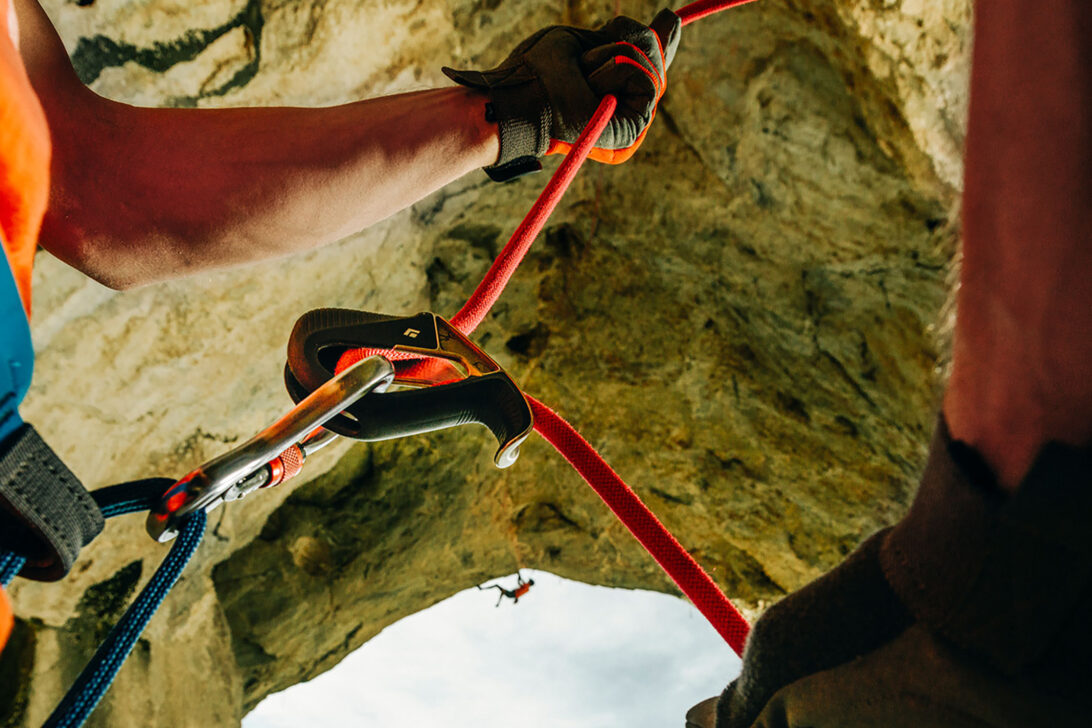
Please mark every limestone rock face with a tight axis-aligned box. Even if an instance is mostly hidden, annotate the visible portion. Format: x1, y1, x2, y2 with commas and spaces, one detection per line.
2, 0, 969, 726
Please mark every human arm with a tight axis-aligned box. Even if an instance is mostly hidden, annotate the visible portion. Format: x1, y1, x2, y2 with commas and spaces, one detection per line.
13, 0, 678, 291
942, 1, 1092, 492
12, 0, 499, 290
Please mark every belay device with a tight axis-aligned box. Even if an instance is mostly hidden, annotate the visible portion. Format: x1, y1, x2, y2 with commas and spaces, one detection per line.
284, 308, 534, 468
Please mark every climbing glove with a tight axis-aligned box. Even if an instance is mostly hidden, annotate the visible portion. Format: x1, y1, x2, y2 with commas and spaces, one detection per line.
443, 9, 682, 181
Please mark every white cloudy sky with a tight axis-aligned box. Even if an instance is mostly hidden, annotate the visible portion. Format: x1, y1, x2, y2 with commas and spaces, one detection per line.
243, 570, 742, 727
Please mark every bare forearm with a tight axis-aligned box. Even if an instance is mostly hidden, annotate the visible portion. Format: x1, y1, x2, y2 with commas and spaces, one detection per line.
944, 2, 1092, 489
42, 87, 497, 289
14, 0, 497, 289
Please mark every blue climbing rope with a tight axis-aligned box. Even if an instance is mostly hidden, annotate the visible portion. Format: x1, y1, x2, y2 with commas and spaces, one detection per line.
43, 510, 205, 728
1, 478, 205, 728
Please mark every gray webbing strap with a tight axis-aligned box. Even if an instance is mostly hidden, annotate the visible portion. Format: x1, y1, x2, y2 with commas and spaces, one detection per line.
0, 424, 103, 581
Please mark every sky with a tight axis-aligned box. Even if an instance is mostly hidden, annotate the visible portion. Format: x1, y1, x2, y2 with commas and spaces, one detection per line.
243, 570, 742, 727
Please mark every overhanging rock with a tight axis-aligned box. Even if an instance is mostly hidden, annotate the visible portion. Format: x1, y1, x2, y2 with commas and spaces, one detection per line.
3, 0, 968, 725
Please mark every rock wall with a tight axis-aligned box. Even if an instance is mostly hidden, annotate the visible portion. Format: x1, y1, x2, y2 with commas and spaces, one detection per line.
2, 0, 970, 726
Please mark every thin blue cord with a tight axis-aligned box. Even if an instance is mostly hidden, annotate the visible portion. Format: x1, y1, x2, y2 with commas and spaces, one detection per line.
43, 510, 205, 728
0, 552, 25, 586
91, 480, 164, 518
98, 498, 157, 519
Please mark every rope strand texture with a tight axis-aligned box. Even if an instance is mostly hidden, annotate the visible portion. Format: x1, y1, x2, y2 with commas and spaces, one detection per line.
528, 396, 750, 654
44, 510, 205, 728
452, 95, 619, 334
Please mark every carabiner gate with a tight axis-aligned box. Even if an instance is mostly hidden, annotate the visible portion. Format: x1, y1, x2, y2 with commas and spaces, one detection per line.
147, 356, 394, 542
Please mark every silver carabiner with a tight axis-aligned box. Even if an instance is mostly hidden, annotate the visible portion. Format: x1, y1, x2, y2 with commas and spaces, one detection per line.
146, 356, 394, 542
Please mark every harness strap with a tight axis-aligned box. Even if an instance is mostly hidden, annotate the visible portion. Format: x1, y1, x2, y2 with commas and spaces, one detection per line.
0, 235, 100, 582
0, 424, 103, 581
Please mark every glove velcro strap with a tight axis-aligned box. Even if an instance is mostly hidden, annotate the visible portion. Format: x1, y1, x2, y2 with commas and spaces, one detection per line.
0, 424, 103, 581
485, 80, 552, 169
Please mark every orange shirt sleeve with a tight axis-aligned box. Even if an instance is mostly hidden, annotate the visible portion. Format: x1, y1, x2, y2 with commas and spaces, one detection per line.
0, 0, 51, 316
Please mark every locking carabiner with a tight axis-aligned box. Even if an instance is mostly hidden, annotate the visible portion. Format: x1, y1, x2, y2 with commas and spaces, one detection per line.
146, 356, 394, 542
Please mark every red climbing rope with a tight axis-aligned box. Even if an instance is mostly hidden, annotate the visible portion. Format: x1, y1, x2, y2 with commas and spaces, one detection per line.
336, 2, 754, 656
676, 0, 759, 26
529, 396, 750, 654
335, 98, 615, 378
451, 96, 618, 334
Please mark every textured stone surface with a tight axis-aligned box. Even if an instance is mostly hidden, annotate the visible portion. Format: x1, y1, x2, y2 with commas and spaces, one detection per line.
2, 0, 969, 726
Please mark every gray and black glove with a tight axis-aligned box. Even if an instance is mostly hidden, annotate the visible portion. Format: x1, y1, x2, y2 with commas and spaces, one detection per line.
443, 9, 682, 181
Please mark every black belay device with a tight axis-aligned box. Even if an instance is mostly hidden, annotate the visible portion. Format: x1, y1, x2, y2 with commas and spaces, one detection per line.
284, 308, 534, 468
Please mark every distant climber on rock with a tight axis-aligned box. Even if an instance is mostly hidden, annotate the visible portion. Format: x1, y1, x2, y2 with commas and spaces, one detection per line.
478, 573, 535, 607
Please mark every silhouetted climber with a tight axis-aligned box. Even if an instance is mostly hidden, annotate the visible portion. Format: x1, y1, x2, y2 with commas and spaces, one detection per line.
478, 573, 535, 607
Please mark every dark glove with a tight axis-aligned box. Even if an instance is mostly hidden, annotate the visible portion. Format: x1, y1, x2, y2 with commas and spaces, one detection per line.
443, 9, 682, 181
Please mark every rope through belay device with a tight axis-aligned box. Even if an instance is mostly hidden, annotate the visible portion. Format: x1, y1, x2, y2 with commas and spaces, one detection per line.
2, 2, 757, 726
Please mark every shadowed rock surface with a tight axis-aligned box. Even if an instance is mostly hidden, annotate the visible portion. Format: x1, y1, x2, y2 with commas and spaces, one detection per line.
2, 0, 968, 725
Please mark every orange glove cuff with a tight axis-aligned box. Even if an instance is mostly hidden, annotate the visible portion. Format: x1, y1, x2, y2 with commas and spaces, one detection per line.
545, 46, 666, 165
546, 106, 659, 165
